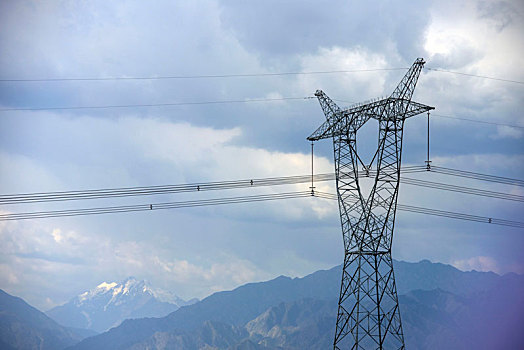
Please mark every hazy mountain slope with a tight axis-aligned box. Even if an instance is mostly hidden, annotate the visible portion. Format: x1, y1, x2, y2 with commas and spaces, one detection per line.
124, 299, 336, 350
245, 298, 336, 349
47, 277, 193, 333
128, 320, 251, 350
0, 289, 86, 350
395, 259, 500, 295
402, 275, 524, 349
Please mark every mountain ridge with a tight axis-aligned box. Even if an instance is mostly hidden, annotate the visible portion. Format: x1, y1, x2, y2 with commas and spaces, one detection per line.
0, 289, 91, 350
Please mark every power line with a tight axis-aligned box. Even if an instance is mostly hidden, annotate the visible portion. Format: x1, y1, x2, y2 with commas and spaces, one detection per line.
0, 167, 426, 205
425, 67, 524, 85
0, 96, 313, 112
430, 166, 524, 187
0, 68, 408, 83
2, 190, 522, 228
2, 165, 523, 205
398, 203, 523, 227
0, 173, 337, 204
1, 67, 521, 85
313, 191, 524, 228
401, 176, 524, 202
0, 191, 314, 221
431, 113, 524, 130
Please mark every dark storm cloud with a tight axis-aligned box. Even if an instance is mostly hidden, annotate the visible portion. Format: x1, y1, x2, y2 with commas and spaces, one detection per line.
477, 0, 518, 32
218, 0, 432, 62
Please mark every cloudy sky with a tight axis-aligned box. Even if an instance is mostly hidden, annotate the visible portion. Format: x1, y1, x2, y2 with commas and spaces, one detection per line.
1, 0, 523, 310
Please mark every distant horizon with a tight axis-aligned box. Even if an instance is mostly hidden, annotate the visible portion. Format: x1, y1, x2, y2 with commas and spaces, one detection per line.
2, 257, 513, 312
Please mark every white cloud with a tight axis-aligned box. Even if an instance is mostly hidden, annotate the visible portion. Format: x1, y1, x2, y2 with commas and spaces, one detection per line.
153, 255, 269, 293
113, 241, 146, 269
0, 152, 62, 194
0, 264, 19, 285
492, 125, 523, 139
51, 228, 62, 243
452, 255, 500, 273
419, 0, 524, 140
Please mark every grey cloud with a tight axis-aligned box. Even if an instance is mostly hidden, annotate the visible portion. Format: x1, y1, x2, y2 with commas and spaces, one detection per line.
429, 44, 482, 70
15, 252, 86, 265
477, 1, 520, 32
218, 0, 433, 62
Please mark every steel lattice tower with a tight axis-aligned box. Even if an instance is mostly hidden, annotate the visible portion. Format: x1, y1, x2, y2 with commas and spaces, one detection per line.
308, 58, 434, 349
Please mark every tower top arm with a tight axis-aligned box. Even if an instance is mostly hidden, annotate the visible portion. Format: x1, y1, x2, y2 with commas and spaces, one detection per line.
307, 90, 344, 141
389, 58, 426, 101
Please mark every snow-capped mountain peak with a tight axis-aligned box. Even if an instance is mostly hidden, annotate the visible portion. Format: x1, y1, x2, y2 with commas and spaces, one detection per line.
97, 282, 117, 291
47, 277, 197, 332
73, 277, 167, 307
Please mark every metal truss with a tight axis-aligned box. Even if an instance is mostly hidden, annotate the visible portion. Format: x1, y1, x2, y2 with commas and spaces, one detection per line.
308, 58, 434, 349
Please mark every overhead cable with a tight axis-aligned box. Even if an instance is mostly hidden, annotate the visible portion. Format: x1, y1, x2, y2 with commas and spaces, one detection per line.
0, 173, 337, 204
0, 191, 313, 221
0, 166, 426, 205
313, 191, 524, 228
2, 67, 521, 85
2, 165, 523, 205
1, 190, 522, 228
0, 96, 312, 112
432, 113, 524, 130
430, 166, 524, 187
425, 67, 524, 85
0, 68, 408, 83
401, 177, 524, 202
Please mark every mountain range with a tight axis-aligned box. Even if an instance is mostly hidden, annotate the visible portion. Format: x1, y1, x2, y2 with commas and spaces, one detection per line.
1, 260, 523, 349
69, 260, 524, 349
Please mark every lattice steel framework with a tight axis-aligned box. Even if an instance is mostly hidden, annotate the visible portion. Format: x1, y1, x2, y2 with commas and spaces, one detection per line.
308, 58, 434, 349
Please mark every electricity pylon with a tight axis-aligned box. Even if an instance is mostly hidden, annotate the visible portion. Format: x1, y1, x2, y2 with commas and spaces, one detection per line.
308, 58, 434, 349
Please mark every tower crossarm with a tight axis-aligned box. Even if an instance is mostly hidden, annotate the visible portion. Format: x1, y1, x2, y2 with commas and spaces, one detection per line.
307, 90, 345, 142
307, 97, 433, 141
307, 94, 387, 141
306, 114, 344, 141
373, 99, 434, 121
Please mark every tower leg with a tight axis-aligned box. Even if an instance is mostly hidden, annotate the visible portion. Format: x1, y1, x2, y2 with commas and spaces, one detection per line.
334, 251, 404, 350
